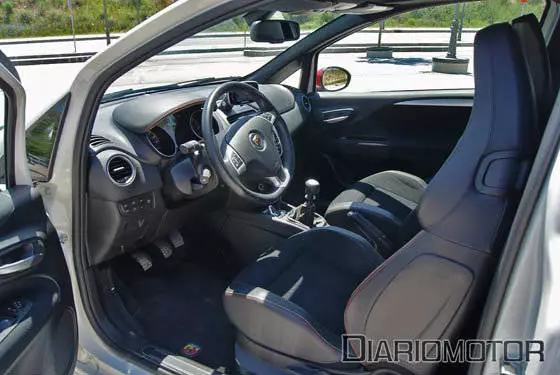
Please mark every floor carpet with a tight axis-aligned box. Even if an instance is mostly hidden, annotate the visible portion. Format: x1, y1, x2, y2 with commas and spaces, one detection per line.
114, 230, 240, 373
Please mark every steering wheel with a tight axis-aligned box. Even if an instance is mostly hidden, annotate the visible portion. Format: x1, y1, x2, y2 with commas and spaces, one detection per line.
202, 82, 295, 205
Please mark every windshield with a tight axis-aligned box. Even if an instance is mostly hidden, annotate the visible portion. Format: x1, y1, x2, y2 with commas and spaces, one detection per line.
106, 13, 338, 95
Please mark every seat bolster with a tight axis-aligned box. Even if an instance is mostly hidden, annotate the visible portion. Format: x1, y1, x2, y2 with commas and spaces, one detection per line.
325, 202, 403, 243
224, 282, 343, 365
326, 170, 426, 224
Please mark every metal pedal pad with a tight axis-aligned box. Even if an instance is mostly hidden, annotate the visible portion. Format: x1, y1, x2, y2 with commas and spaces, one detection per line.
155, 239, 174, 259
131, 251, 153, 271
168, 230, 185, 249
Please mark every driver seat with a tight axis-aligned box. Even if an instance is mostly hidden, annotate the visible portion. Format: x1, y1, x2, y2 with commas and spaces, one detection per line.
224, 23, 536, 374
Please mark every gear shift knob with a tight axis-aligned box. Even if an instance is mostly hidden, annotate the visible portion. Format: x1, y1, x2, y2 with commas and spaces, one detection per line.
305, 179, 320, 199
301, 179, 320, 227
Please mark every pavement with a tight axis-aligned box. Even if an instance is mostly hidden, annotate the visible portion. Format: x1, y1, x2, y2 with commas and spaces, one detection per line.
3, 29, 475, 122
0, 29, 476, 58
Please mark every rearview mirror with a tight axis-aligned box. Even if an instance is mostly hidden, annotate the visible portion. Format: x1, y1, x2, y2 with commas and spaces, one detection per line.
316, 67, 351, 92
250, 20, 300, 44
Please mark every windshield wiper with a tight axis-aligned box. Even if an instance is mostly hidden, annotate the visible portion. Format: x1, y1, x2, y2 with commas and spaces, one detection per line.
101, 76, 242, 103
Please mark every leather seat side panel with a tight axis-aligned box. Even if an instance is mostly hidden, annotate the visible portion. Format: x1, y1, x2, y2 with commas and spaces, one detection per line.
224, 285, 343, 365
345, 231, 493, 374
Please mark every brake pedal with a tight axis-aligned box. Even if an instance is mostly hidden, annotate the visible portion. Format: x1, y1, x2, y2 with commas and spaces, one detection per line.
155, 239, 174, 259
131, 251, 153, 271
169, 230, 185, 248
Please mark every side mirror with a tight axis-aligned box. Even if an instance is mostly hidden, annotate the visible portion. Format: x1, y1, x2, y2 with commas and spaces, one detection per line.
250, 20, 300, 44
316, 67, 351, 92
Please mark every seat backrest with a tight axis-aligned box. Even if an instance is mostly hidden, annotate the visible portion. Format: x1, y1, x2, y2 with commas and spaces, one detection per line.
345, 23, 536, 375
512, 13, 554, 137
396, 13, 552, 248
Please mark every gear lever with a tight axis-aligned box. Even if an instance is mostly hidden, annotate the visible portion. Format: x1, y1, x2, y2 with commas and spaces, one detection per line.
302, 179, 320, 227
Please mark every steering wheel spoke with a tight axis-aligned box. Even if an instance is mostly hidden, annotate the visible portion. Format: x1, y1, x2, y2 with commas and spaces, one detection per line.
223, 144, 247, 176
264, 167, 290, 189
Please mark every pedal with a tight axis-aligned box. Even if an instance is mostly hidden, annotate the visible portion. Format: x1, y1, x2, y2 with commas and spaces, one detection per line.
131, 251, 153, 271
169, 230, 185, 249
155, 239, 174, 259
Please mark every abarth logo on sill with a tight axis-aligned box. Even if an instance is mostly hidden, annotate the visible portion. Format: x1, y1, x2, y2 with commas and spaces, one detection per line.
182, 343, 201, 357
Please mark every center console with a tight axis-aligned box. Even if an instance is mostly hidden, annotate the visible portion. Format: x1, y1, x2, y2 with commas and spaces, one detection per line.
221, 179, 328, 262
263, 200, 327, 230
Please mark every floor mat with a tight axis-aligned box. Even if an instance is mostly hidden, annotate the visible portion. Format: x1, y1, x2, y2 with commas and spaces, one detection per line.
118, 262, 237, 372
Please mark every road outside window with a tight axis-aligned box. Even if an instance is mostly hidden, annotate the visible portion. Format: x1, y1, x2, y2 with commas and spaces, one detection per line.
109, 14, 338, 93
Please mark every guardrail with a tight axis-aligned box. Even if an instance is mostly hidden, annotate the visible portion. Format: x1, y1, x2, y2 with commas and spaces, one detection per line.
4, 28, 477, 66
0, 27, 478, 46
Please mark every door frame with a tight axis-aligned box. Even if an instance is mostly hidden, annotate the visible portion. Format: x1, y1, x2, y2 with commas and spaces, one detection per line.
0, 63, 30, 187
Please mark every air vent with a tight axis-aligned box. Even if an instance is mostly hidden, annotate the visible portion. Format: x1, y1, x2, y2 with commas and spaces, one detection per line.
106, 155, 136, 187
302, 96, 312, 113
90, 135, 111, 148
272, 128, 283, 156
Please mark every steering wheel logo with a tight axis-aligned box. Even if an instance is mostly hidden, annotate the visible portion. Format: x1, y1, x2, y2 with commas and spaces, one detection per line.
250, 132, 266, 151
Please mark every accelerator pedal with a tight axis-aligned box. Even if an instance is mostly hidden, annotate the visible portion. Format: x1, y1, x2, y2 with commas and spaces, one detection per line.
169, 230, 185, 249
154, 239, 174, 259
131, 251, 153, 271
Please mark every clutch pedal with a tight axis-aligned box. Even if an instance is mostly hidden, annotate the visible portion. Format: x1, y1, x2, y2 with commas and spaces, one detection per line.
131, 251, 153, 271
154, 239, 174, 259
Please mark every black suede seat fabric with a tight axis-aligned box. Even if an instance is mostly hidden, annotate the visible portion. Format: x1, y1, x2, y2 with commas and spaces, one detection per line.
224, 227, 383, 365
328, 170, 426, 222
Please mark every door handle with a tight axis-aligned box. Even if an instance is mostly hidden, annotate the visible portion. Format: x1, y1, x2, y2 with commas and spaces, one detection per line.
323, 115, 350, 124
321, 108, 355, 125
0, 239, 45, 275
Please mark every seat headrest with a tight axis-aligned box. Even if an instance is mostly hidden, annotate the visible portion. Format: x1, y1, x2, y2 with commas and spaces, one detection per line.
417, 23, 535, 252
512, 13, 554, 136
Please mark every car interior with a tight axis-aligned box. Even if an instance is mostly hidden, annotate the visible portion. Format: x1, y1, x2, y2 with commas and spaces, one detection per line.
80, 1, 559, 374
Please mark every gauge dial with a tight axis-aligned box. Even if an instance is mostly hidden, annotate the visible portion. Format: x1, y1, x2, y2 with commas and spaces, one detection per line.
189, 109, 204, 139
189, 108, 221, 139
146, 126, 177, 157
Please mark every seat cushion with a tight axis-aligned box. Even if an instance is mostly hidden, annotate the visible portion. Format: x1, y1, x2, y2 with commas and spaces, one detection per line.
327, 170, 426, 222
224, 227, 383, 365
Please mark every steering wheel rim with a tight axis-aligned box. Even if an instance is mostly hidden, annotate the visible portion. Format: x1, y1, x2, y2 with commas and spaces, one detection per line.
202, 82, 295, 205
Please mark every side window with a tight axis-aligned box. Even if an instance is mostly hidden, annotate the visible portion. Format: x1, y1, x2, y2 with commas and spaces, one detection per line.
282, 69, 302, 88
317, 1, 546, 93
26, 97, 68, 183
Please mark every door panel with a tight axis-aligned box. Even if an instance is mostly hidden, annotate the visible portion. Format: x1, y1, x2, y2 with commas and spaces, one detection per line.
0, 186, 77, 374
298, 90, 472, 201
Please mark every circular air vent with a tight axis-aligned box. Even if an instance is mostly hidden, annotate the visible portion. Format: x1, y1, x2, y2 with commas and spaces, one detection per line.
106, 155, 136, 187
302, 96, 312, 113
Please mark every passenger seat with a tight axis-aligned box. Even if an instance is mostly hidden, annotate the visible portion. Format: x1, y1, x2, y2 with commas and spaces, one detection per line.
325, 13, 553, 255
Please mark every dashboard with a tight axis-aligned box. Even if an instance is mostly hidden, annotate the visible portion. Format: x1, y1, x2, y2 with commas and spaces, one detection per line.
86, 83, 313, 265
